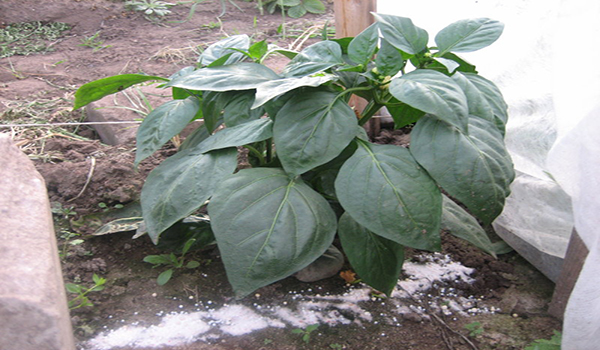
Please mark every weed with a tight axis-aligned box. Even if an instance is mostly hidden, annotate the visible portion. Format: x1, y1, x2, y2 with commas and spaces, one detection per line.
126, 0, 176, 21
143, 238, 201, 285
0, 21, 71, 58
263, 338, 273, 345
66, 274, 106, 310
79, 31, 112, 52
98, 202, 125, 212
51, 202, 77, 219
58, 229, 85, 259
524, 331, 562, 350
464, 321, 484, 337
292, 324, 319, 344
329, 344, 343, 350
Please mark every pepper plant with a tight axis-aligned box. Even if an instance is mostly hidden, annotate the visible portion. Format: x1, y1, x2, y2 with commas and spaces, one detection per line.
74, 14, 514, 298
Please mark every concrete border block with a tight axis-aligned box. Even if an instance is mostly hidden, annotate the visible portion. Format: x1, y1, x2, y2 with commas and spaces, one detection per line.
0, 133, 75, 350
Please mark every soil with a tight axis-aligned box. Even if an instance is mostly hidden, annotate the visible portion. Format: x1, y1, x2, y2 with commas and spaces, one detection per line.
1, 1, 562, 349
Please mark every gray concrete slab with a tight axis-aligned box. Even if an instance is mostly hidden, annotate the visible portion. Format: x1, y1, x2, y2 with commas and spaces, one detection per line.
0, 133, 75, 350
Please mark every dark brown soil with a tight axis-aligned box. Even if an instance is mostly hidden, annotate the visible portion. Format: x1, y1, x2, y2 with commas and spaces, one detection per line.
1, 1, 561, 349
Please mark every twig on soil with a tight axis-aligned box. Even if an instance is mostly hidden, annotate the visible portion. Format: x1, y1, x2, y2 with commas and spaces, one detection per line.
68, 156, 96, 202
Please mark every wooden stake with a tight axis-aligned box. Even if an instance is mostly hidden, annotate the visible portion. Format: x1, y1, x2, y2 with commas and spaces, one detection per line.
334, 0, 380, 138
548, 229, 589, 319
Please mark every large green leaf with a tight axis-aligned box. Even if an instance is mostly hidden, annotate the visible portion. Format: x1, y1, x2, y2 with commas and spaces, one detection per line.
386, 102, 425, 129
373, 13, 428, 55
252, 75, 334, 108
73, 74, 168, 110
375, 39, 405, 77
463, 73, 508, 126
441, 195, 497, 257
135, 96, 200, 165
198, 34, 250, 66
222, 90, 264, 127
273, 90, 358, 176
208, 168, 337, 298
201, 91, 227, 133
389, 70, 469, 131
436, 18, 504, 56
303, 0, 325, 14
141, 147, 238, 243
335, 140, 442, 251
348, 23, 379, 65
282, 41, 343, 77
338, 212, 404, 296
197, 118, 273, 153
167, 63, 280, 92
410, 117, 514, 225
451, 72, 495, 124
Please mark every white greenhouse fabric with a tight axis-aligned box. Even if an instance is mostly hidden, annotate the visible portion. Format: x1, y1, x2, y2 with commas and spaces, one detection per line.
377, 0, 600, 348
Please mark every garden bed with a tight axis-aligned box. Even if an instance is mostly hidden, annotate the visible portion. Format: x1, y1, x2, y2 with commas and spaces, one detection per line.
1, 1, 561, 349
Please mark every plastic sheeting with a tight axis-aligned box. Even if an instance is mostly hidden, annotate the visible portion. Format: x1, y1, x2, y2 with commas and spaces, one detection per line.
376, 0, 600, 348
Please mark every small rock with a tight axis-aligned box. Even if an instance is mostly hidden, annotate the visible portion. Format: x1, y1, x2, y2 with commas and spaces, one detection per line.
294, 245, 344, 282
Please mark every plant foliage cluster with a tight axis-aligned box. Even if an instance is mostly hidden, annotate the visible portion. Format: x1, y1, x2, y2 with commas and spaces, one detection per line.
74, 14, 514, 298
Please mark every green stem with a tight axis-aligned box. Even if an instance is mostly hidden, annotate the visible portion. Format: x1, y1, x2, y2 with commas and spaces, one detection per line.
266, 138, 273, 164
244, 144, 266, 165
358, 100, 385, 126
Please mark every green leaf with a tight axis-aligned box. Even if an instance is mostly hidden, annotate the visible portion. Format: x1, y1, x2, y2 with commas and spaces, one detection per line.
389, 70, 469, 132
463, 73, 508, 127
208, 168, 337, 298
199, 34, 250, 66
348, 23, 379, 65
201, 91, 227, 133
197, 118, 273, 153
223, 90, 264, 127
179, 123, 211, 151
436, 18, 504, 56
143, 254, 172, 265
410, 117, 514, 225
303, 0, 325, 14
282, 41, 343, 77
73, 74, 168, 110
135, 96, 200, 165
141, 147, 238, 243
375, 39, 405, 77
441, 195, 497, 257
338, 212, 404, 295
287, 4, 306, 18
157, 269, 174, 285
335, 141, 442, 251
65, 283, 82, 294
248, 40, 268, 61
186, 260, 201, 269
273, 90, 358, 176
167, 63, 280, 92
442, 52, 477, 73
386, 102, 425, 129
253, 75, 334, 108
373, 13, 428, 55
451, 72, 496, 125
432, 57, 460, 74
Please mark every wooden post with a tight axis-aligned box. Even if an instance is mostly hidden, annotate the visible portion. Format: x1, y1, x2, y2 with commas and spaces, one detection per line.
548, 229, 589, 319
334, 0, 380, 138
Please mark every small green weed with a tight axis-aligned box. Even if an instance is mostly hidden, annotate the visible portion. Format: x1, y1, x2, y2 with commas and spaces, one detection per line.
524, 331, 562, 350
329, 344, 343, 349
464, 321, 484, 337
58, 229, 85, 259
125, 0, 176, 21
79, 31, 111, 52
292, 324, 319, 344
98, 202, 125, 212
144, 238, 201, 285
263, 338, 273, 345
0, 21, 71, 58
66, 274, 106, 310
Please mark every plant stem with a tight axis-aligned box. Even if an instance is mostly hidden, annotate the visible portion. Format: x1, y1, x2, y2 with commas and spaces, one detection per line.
358, 100, 384, 126
244, 144, 266, 165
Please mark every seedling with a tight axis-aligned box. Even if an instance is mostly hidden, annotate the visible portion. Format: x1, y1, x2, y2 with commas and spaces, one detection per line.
125, 0, 176, 21
464, 321, 484, 337
292, 324, 319, 344
79, 31, 111, 52
524, 331, 562, 350
329, 344, 343, 350
143, 238, 201, 285
65, 274, 106, 310
98, 202, 124, 212
58, 229, 85, 259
